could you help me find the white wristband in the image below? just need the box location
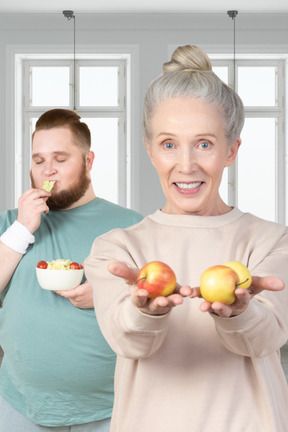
[0,220,35,254]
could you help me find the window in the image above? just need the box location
[21,58,126,206]
[13,48,139,210]
[212,59,285,224]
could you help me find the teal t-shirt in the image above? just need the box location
[0,198,142,426]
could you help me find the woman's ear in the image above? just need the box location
[143,139,151,156]
[144,139,156,167]
[225,138,241,167]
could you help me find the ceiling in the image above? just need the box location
[1,0,288,14]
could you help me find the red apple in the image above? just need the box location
[136,261,177,299]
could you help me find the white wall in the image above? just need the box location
[1,12,288,216]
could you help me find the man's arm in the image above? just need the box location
[0,241,23,293]
[0,187,50,294]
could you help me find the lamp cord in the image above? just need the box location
[63,10,77,112]
[233,15,236,90]
[73,14,76,111]
[227,10,238,90]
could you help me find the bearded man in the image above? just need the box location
[0,109,142,432]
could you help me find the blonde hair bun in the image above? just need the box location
[163,45,212,74]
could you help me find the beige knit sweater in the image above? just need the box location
[85,208,288,432]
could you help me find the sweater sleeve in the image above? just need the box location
[212,230,288,358]
[84,232,170,359]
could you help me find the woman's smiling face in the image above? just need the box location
[145,96,241,216]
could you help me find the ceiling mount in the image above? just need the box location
[63,10,74,20]
[227,10,238,19]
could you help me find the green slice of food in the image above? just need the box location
[42,180,55,192]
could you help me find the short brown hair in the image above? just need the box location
[32,109,91,153]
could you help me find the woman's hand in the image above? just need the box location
[199,275,284,318]
[55,280,94,309]
[108,261,193,316]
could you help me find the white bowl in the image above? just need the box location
[36,267,84,291]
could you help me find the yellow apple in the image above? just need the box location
[200,261,252,305]
[136,261,177,299]
[200,265,239,305]
[224,261,252,289]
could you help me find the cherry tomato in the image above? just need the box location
[37,260,48,269]
[70,262,81,270]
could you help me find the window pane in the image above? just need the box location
[238,67,277,106]
[31,67,70,106]
[31,118,38,134]
[79,67,119,106]
[237,118,276,221]
[83,118,119,204]
[212,66,228,84]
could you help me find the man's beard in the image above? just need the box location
[30,163,91,211]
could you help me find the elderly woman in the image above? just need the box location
[85,45,288,432]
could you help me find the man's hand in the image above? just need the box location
[17,188,50,233]
[108,261,193,316]
[199,276,284,318]
[55,280,94,309]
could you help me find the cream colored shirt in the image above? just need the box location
[85,208,288,432]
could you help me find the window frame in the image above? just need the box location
[6,44,140,212]
[22,58,128,206]
[211,57,286,224]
